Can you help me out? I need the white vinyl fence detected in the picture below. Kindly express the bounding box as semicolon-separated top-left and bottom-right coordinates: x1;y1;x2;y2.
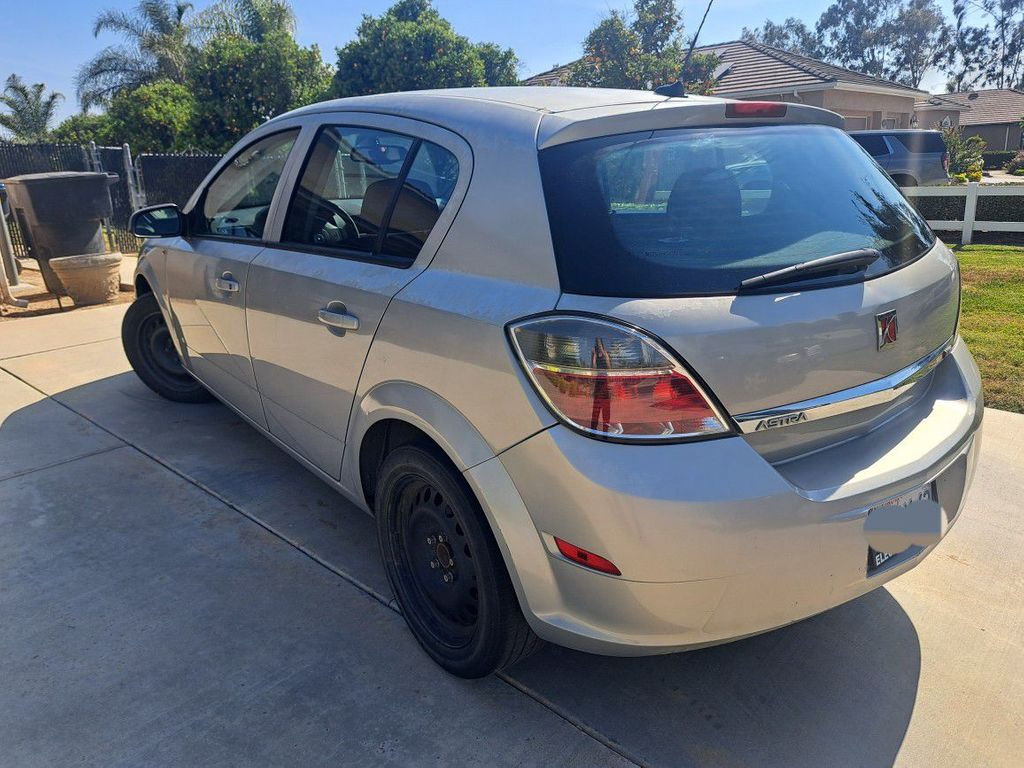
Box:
903;182;1024;245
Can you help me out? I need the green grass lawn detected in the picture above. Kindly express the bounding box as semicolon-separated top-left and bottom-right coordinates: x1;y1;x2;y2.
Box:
953;244;1024;413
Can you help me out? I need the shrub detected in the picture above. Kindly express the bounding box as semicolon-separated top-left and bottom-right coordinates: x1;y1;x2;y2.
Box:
982;150;1018;168
941;125;986;174
1005;150;1024;174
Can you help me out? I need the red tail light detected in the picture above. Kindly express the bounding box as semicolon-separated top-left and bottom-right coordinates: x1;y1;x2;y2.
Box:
725;101;788;119
508;315;730;441
554;537;621;575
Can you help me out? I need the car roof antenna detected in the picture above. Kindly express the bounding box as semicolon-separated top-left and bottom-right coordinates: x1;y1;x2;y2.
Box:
654;0;715;98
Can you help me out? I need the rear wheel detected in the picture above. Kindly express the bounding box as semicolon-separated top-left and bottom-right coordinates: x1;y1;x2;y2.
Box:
122;292;213;403
375;445;541;678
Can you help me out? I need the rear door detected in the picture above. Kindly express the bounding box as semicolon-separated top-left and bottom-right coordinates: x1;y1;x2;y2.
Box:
245;115;470;478
165;129;300;427
539;121;959;458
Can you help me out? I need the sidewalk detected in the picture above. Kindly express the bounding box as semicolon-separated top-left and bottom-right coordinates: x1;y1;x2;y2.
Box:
1;305;1022;767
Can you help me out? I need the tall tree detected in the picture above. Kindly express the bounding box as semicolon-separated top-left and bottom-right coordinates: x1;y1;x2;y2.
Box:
816;0;902;80
332;0;519;97
741;18;824;58
945;18;993;91
952;0;1024;89
76;0;199;109
888;0;951;87
566;0;720;92
0;75;63;142
195;0;296;43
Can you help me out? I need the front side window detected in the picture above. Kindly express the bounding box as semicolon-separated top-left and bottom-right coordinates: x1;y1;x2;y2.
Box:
282;125;458;261
192;130;299;239
539;124;935;297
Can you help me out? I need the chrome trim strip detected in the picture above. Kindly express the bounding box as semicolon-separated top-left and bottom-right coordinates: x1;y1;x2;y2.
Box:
734;336;956;434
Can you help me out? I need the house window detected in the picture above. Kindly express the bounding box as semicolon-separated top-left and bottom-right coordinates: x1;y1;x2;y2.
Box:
844;116;870;130
881;118;898;129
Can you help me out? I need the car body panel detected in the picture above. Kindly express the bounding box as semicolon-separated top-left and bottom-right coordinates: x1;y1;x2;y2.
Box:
849;129;950;186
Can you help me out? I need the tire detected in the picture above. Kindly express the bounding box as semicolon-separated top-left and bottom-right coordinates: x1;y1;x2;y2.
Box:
375;445;542;678
121;292;214;403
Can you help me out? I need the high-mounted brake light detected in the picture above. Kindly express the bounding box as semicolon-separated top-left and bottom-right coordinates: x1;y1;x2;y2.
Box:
508;315;730;441
725;101;788;119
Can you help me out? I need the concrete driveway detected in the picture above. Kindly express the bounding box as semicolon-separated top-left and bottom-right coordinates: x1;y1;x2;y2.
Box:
1;303;1021;767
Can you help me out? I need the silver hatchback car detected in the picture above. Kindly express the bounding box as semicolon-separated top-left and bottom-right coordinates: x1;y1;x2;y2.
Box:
124;87;983;678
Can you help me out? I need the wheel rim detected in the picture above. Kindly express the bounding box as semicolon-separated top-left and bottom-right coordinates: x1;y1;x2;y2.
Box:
137;311;192;387
393;476;480;649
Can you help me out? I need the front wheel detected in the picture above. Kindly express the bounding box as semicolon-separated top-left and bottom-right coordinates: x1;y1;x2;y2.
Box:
375;446;542;678
122;292;213;403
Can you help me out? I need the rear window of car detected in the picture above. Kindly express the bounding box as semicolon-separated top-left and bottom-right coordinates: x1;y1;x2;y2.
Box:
851;134;890;156
538;124;935;297
891;132;946;154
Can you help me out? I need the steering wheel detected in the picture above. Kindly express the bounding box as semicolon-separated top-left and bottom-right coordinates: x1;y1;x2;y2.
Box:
311;196;360;243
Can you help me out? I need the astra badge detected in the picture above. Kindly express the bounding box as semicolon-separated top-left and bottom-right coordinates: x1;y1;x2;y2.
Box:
876;309;898;349
754;412;807;431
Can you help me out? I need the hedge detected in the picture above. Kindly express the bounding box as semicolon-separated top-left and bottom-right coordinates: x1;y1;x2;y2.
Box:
904;189;1024;222
983;150;1018;168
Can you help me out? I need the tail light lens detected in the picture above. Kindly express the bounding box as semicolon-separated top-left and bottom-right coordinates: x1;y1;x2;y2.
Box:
508;315;731;441
725;101;788;118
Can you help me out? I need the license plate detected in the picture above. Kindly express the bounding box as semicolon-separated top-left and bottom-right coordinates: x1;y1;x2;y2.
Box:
866;484;933;574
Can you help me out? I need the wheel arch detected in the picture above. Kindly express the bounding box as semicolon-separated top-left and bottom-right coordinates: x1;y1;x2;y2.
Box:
344;381;495;511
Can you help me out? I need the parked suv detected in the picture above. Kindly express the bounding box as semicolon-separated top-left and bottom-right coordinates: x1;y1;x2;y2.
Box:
849;129;950;186
123;89;982;678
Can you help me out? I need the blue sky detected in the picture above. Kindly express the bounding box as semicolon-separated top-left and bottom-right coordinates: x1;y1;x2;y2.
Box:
2;0;958;123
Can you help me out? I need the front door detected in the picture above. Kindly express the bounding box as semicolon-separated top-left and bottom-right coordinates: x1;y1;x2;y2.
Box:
165;129;300;428
246;122;463;478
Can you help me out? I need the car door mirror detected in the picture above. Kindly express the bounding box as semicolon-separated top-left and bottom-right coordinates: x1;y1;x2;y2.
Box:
130;204;183;238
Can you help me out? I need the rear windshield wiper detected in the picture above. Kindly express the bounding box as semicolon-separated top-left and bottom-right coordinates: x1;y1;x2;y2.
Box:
737;248;883;292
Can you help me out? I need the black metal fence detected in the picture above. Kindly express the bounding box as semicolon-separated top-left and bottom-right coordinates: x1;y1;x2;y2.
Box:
1;141;221;259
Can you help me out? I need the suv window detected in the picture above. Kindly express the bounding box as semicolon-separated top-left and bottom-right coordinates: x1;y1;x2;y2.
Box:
192;130;299;239
538;124;934;297
282;125;458;261
851;134;890;157
892;132;946;154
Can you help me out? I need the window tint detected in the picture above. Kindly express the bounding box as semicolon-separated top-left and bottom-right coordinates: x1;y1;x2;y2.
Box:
851;134;890;156
282;125;458;261
193;130;298;239
892;132;946;154
538;125;934;297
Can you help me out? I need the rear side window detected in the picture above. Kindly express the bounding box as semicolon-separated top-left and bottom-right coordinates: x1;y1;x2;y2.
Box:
282;125;457;261
892;132;946;154
851;134;890;157
538;125;934;297
193;130;299;239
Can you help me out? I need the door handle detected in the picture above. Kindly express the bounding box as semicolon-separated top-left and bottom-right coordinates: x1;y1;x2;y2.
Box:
214;274;240;292
317;308;359;331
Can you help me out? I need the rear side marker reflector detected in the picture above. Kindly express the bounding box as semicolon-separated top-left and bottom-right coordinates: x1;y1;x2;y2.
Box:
725;102;788;118
554;537;622;575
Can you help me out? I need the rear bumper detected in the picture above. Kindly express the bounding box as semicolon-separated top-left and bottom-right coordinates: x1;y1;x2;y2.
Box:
466;338;983;655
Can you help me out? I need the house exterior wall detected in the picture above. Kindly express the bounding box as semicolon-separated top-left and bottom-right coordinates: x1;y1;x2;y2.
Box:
962;122;1023;151
737;88;918;130
913;109;961;130
820;89;917;130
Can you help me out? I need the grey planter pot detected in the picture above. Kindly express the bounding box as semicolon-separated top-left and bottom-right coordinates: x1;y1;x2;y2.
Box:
49;252;122;306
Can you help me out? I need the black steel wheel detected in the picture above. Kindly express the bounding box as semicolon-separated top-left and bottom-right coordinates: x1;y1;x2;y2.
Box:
376;445;541;677
122;292;213;403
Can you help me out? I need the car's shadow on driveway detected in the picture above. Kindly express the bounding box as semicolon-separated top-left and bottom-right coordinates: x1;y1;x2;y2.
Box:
1;369;922;768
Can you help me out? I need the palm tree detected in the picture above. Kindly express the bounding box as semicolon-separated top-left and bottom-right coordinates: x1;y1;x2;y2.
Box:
196;0;297;43
76;0;198;109
0;75;64;142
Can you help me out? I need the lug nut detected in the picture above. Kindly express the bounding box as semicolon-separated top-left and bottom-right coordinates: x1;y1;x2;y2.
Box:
430;559;439;569
427;536;436;546
437;534;446;543
443;572;453;583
